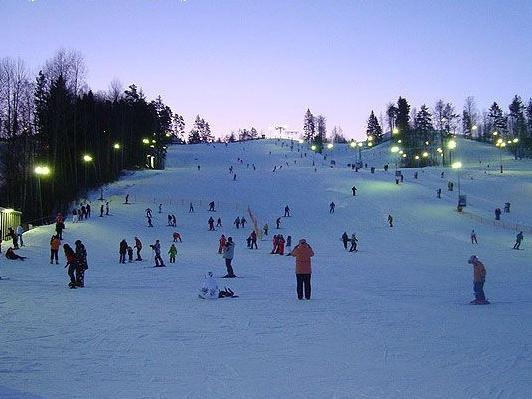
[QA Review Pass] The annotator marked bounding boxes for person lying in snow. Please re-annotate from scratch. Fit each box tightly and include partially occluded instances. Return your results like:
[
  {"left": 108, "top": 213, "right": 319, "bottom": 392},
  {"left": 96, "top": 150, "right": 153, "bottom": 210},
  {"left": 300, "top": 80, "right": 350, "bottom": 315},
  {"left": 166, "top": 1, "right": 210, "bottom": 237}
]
[{"left": 198, "top": 272, "right": 237, "bottom": 299}]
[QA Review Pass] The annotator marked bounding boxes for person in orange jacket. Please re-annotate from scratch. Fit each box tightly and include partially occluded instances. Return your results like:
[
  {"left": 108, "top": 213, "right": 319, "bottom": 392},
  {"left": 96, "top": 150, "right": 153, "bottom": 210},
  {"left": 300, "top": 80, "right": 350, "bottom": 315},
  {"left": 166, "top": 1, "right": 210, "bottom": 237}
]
[
  {"left": 468, "top": 255, "right": 489, "bottom": 305},
  {"left": 50, "top": 235, "right": 61, "bottom": 264},
  {"left": 291, "top": 239, "right": 315, "bottom": 300},
  {"left": 218, "top": 234, "right": 226, "bottom": 254}
]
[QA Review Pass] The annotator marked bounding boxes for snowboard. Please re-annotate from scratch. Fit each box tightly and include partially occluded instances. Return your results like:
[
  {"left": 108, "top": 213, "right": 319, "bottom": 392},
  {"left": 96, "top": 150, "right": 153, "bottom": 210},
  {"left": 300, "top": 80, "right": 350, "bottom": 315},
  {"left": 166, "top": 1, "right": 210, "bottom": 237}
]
[{"left": 470, "top": 300, "right": 490, "bottom": 305}]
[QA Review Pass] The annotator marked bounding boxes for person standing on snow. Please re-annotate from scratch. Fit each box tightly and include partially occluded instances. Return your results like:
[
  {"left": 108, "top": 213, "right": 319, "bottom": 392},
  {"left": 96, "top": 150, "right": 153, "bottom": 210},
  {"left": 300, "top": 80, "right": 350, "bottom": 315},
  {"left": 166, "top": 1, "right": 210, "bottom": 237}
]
[
  {"left": 134, "top": 237, "right": 143, "bottom": 261},
  {"left": 277, "top": 235, "right": 285, "bottom": 255},
  {"left": 468, "top": 255, "right": 488, "bottom": 304},
  {"left": 168, "top": 244, "right": 177, "bottom": 263},
  {"left": 127, "top": 246, "right": 134, "bottom": 263},
  {"left": 222, "top": 237, "right": 236, "bottom": 278},
  {"left": 250, "top": 230, "right": 258, "bottom": 249},
  {"left": 100, "top": 204, "right": 104, "bottom": 217},
  {"left": 167, "top": 215, "right": 173, "bottom": 226},
  {"left": 436, "top": 188, "right": 442, "bottom": 199},
  {"left": 159, "top": 204, "right": 163, "bottom": 214},
  {"left": 63, "top": 244, "right": 78, "bottom": 289},
  {"left": 349, "top": 233, "right": 358, "bottom": 252},
  {"left": 208, "top": 217, "right": 215, "bottom": 231},
  {"left": 234, "top": 217, "right": 241, "bottom": 229},
  {"left": 284, "top": 206, "right": 291, "bottom": 217},
  {"left": 208, "top": 201, "right": 216, "bottom": 212},
  {"left": 151, "top": 240, "right": 165, "bottom": 267},
  {"left": 513, "top": 231, "right": 524, "bottom": 249},
  {"left": 341, "top": 232, "right": 349, "bottom": 250},
  {"left": 241, "top": 217, "right": 247, "bottom": 228},
  {"left": 189, "top": 202, "right": 194, "bottom": 213},
  {"left": 86, "top": 203, "right": 91, "bottom": 218},
  {"left": 216, "top": 218, "right": 222, "bottom": 228},
  {"left": 105, "top": 202, "right": 110, "bottom": 215},
  {"left": 55, "top": 221, "right": 65, "bottom": 240},
  {"left": 147, "top": 215, "right": 153, "bottom": 227},
  {"left": 75, "top": 240, "right": 88, "bottom": 287},
  {"left": 351, "top": 186, "right": 357, "bottom": 196},
  {"left": 285, "top": 235, "right": 292, "bottom": 255},
  {"left": 471, "top": 230, "right": 478, "bottom": 244},
  {"left": 263, "top": 224, "right": 269, "bottom": 236},
  {"left": 276, "top": 217, "right": 281, "bottom": 229},
  {"left": 387, "top": 214, "right": 394, "bottom": 228},
  {"left": 119, "top": 239, "right": 128, "bottom": 264},
  {"left": 329, "top": 202, "right": 336, "bottom": 214},
  {"left": 50, "top": 235, "right": 61, "bottom": 264},
  {"left": 72, "top": 209, "right": 79, "bottom": 223},
  {"left": 291, "top": 239, "right": 315, "bottom": 300},
  {"left": 145, "top": 208, "right": 153, "bottom": 218},
  {"left": 172, "top": 232, "right": 182, "bottom": 243},
  {"left": 172, "top": 215, "right": 176, "bottom": 227},
  {"left": 16, "top": 224, "right": 25, "bottom": 247}
]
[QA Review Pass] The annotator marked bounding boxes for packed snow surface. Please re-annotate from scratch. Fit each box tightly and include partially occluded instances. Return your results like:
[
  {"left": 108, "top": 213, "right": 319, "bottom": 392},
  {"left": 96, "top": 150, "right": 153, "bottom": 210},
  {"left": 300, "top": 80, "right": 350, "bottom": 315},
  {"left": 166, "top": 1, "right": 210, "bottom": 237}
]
[{"left": 1, "top": 138, "right": 531, "bottom": 399}]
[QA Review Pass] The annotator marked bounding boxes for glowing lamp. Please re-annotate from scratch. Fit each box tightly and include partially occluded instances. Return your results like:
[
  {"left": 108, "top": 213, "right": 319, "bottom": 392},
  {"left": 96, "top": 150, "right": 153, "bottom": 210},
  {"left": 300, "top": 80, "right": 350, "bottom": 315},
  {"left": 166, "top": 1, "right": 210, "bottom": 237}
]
[
  {"left": 422, "top": 152, "right": 429, "bottom": 158},
  {"left": 402, "top": 154, "right": 407, "bottom": 158},
  {"left": 447, "top": 140, "right": 456, "bottom": 150},
  {"left": 142, "top": 138, "right": 150, "bottom": 144},
  {"left": 513, "top": 138, "right": 519, "bottom": 143},
  {"left": 392, "top": 128, "right": 399, "bottom": 135},
  {"left": 82, "top": 155, "right": 93, "bottom": 162},
  {"left": 368, "top": 142, "right": 373, "bottom": 147},
  {"left": 414, "top": 155, "right": 419, "bottom": 160},
  {"left": 398, "top": 139, "right": 402, "bottom": 143},
  {"left": 311, "top": 145, "right": 317, "bottom": 151},
  {"left": 350, "top": 141, "right": 357, "bottom": 148},
  {"left": 358, "top": 142, "right": 363, "bottom": 147},
  {"left": 492, "top": 131, "right": 498, "bottom": 136},
  {"left": 34, "top": 165, "right": 51, "bottom": 176},
  {"left": 113, "top": 143, "right": 120, "bottom": 150},
  {"left": 390, "top": 146, "right": 400, "bottom": 153},
  {"left": 451, "top": 161, "right": 462, "bottom": 169},
  {"left": 327, "top": 143, "right": 334, "bottom": 149}
]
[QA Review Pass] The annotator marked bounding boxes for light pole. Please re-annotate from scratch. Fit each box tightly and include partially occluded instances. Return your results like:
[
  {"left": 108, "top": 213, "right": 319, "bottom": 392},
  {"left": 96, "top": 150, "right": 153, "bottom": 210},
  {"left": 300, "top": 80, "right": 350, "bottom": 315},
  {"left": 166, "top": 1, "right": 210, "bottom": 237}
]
[
  {"left": 447, "top": 139, "right": 456, "bottom": 166},
  {"left": 495, "top": 139, "right": 505, "bottom": 173},
  {"left": 451, "top": 161, "right": 462, "bottom": 196},
  {"left": 34, "top": 165, "right": 51, "bottom": 221},
  {"left": 391, "top": 145, "right": 400, "bottom": 172}
]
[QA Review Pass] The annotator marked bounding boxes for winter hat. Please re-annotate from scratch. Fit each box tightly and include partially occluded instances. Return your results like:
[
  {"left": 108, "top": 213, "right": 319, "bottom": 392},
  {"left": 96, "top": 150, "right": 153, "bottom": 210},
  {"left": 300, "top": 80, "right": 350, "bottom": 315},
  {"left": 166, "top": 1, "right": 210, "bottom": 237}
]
[
  {"left": 299, "top": 239, "right": 307, "bottom": 244},
  {"left": 468, "top": 255, "right": 478, "bottom": 264}
]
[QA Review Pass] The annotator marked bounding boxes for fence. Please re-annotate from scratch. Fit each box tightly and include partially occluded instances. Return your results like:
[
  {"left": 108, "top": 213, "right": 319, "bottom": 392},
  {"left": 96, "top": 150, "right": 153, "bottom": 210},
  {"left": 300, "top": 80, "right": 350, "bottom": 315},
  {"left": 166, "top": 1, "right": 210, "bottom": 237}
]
[{"left": 458, "top": 209, "right": 532, "bottom": 234}]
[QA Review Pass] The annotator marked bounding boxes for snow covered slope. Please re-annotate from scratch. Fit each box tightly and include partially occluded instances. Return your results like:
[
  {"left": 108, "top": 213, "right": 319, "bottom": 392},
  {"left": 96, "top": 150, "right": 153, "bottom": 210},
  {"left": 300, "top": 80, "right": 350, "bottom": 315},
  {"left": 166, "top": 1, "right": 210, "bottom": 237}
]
[{"left": 1, "top": 138, "right": 531, "bottom": 399}]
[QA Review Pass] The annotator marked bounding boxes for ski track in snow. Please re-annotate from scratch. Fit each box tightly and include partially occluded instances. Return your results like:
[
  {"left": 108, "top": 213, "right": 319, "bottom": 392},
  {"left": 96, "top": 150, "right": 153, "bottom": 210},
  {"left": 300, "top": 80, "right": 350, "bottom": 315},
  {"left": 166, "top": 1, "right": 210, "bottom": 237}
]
[{"left": 1, "top": 138, "right": 532, "bottom": 398}]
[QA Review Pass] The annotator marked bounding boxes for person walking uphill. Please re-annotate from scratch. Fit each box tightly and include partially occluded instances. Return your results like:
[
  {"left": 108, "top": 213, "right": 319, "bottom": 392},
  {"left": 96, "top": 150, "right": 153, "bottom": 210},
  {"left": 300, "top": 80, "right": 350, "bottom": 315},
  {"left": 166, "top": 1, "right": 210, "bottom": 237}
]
[
  {"left": 291, "top": 239, "right": 314, "bottom": 300},
  {"left": 222, "top": 237, "right": 236, "bottom": 278},
  {"left": 468, "top": 255, "right": 489, "bottom": 305}
]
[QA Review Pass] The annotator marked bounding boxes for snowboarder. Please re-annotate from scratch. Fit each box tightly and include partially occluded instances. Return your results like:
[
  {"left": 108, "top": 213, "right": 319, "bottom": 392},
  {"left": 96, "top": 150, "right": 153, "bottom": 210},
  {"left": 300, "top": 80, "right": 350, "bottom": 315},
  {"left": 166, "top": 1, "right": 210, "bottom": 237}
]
[
  {"left": 119, "top": 239, "right": 128, "bottom": 264},
  {"left": 352, "top": 186, "right": 357, "bottom": 196},
  {"left": 276, "top": 217, "right": 281, "bottom": 229},
  {"left": 234, "top": 217, "right": 241, "bottom": 229},
  {"left": 468, "top": 255, "right": 489, "bottom": 305},
  {"left": 5, "top": 247, "right": 26, "bottom": 261},
  {"left": 291, "top": 239, "right": 314, "bottom": 300},
  {"left": 63, "top": 244, "right": 78, "bottom": 288},
  {"left": 387, "top": 214, "right": 393, "bottom": 228},
  {"left": 151, "top": 240, "right": 165, "bottom": 267},
  {"left": 208, "top": 201, "right": 216, "bottom": 212},
  {"left": 284, "top": 206, "right": 291, "bottom": 217},
  {"left": 513, "top": 231, "right": 524, "bottom": 249},
  {"left": 263, "top": 224, "right": 269, "bottom": 236},
  {"left": 349, "top": 233, "right": 358, "bottom": 252},
  {"left": 216, "top": 217, "right": 222, "bottom": 227},
  {"left": 471, "top": 230, "right": 478, "bottom": 244},
  {"left": 189, "top": 202, "right": 194, "bottom": 213},
  {"left": 341, "top": 232, "right": 349, "bottom": 250},
  {"left": 218, "top": 234, "right": 226, "bottom": 254},
  {"left": 329, "top": 202, "right": 335, "bottom": 214},
  {"left": 134, "top": 237, "right": 143, "bottom": 261},
  {"left": 173, "top": 232, "right": 182, "bottom": 243},
  {"left": 75, "top": 240, "right": 88, "bottom": 287},
  {"left": 125, "top": 194, "right": 129, "bottom": 204},
  {"left": 50, "top": 235, "right": 61, "bottom": 264},
  {"left": 436, "top": 188, "right": 442, "bottom": 198},
  {"left": 222, "top": 237, "right": 236, "bottom": 277},
  {"left": 168, "top": 244, "right": 177, "bottom": 263},
  {"left": 208, "top": 217, "right": 215, "bottom": 231}
]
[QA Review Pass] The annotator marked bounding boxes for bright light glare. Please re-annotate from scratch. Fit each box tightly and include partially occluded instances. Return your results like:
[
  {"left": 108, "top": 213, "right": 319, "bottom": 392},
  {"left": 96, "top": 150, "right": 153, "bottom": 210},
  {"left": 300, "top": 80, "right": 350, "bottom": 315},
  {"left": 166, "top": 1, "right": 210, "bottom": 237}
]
[
  {"left": 390, "top": 146, "right": 400, "bottom": 153},
  {"left": 34, "top": 165, "right": 51, "bottom": 176},
  {"left": 350, "top": 141, "right": 357, "bottom": 148},
  {"left": 82, "top": 155, "right": 93, "bottom": 162},
  {"left": 113, "top": 143, "right": 120, "bottom": 150},
  {"left": 422, "top": 152, "right": 429, "bottom": 158},
  {"left": 447, "top": 140, "right": 456, "bottom": 150},
  {"left": 311, "top": 145, "right": 317, "bottom": 151},
  {"left": 327, "top": 143, "right": 334, "bottom": 149},
  {"left": 142, "top": 138, "right": 150, "bottom": 144},
  {"left": 451, "top": 161, "right": 462, "bottom": 169}
]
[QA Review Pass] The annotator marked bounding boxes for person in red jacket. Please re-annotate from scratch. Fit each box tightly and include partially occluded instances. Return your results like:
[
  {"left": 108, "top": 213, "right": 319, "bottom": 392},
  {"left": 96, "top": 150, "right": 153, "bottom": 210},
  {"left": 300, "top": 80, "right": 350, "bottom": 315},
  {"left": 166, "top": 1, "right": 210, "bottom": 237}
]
[
  {"left": 291, "top": 239, "right": 315, "bottom": 300},
  {"left": 173, "top": 232, "right": 182, "bottom": 243},
  {"left": 276, "top": 234, "right": 285, "bottom": 255},
  {"left": 63, "top": 243, "right": 78, "bottom": 288},
  {"left": 218, "top": 234, "right": 226, "bottom": 254}
]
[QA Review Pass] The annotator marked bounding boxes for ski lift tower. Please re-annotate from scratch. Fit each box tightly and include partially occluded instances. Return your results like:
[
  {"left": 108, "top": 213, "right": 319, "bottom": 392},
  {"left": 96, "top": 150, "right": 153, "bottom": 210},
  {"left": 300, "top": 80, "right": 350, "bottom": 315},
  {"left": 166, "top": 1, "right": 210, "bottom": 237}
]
[{"left": 275, "top": 126, "right": 285, "bottom": 138}]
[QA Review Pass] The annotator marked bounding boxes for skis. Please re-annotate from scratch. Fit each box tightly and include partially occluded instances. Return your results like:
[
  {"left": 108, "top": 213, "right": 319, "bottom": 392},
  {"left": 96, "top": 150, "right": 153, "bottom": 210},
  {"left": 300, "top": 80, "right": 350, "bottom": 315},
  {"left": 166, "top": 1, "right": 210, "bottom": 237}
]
[{"left": 470, "top": 299, "right": 490, "bottom": 305}]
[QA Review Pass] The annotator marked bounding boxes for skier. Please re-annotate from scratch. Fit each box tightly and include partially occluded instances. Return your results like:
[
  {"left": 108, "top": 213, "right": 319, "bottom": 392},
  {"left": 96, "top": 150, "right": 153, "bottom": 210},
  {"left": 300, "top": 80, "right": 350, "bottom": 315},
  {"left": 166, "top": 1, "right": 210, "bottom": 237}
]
[
  {"left": 134, "top": 237, "right": 143, "bottom": 261},
  {"left": 233, "top": 173, "right": 237, "bottom": 181},
  {"left": 284, "top": 206, "right": 291, "bottom": 217},
  {"left": 127, "top": 246, "right": 134, "bottom": 263},
  {"left": 250, "top": 230, "right": 258, "bottom": 249},
  {"left": 63, "top": 244, "right": 78, "bottom": 288},
  {"left": 75, "top": 240, "right": 88, "bottom": 287},
  {"left": 263, "top": 224, "right": 269, "bottom": 236},
  {"left": 50, "top": 235, "right": 61, "bottom": 264},
  {"left": 349, "top": 233, "right": 358, "bottom": 252},
  {"left": 125, "top": 194, "right": 129, "bottom": 204},
  {"left": 504, "top": 202, "right": 511, "bottom": 213},
  {"left": 119, "top": 239, "right": 128, "bottom": 264},
  {"left": 158, "top": 203, "right": 163, "bottom": 214},
  {"left": 168, "top": 244, "right": 177, "bottom": 263},
  {"left": 147, "top": 215, "right": 153, "bottom": 227},
  {"left": 145, "top": 208, "right": 153, "bottom": 218},
  {"left": 513, "top": 231, "right": 524, "bottom": 249},
  {"left": 277, "top": 234, "right": 285, "bottom": 255},
  {"left": 208, "top": 201, "right": 216, "bottom": 212},
  {"left": 291, "top": 239, "right": 314, "bottom": 300},
  {"left": 208, "top": 217, "right": 215, "bottom": 231},
  {"left": 276, "top": 217, "right": 281, "bottom": 229},
  {"left": 172, "top": 232, "right": 182, "bottom": 243},
  {"left": 352, "top": 186, "right": 357, "bottom": 196},
  {"left": 329, "top": 202, "right": 335, "bottom": 214},
  {"left": 468, "top": 255, "right": 489, "bottom": 305},
  {"left": 172, "top": 215, "right": 177, "bottom": 227},
  {"left": 437, "top": 188, "right": 442, "bottom": 198},
  {"left": 285, "top": 235, "right": 292, "bottom": 255},
  {"left": 495, "top": 208, "right": 502, "bottom": 221},
  {"left": 240, "top": 217, "right": 247, "bottom": 228},
  {"left": 105, "top": 202, "right": 109, "bottom": 215},
  {"left": 471, "top": 230, "right": 478, "bottom": 244},
  {"left": 167, "top": 215, "right": 172, "bottom": 226},
  {"left": 387, "top": 214, "right": 394, "bottom": 228},
  {"left": 216, "top": 217, "right": 222, "bottom": 228},
  {"left": 150, "top": 240, "right": 165, "bottom": 267},
  {"left": 100, "top": 204, "right": 104, "bottom": 217},
  {"left": 246, "top": 234, "right": 252, "bottom": 248},
  {"left": 55, "top": 221, "right": 65, "bottom": 240},
  {"left": 218, "top": 234, "right": 226, "bottom": 254},
  {"left": 341, "top": 232, "right": 349, "bottom": 250},
  {"left": 5, "top": 247, "right": 26, "bottom": 261},
  {"left": 234, "top": 217, "right": 241, "bottom": 229},
  {"left": 189, "top": 202, "right": 194, "bottom": 213},
  {"left": 222, "top": 237, "right": 236, "bottom": 278},
  {"left": 7, "top": 227, "right": 18, "bottom": 249}
]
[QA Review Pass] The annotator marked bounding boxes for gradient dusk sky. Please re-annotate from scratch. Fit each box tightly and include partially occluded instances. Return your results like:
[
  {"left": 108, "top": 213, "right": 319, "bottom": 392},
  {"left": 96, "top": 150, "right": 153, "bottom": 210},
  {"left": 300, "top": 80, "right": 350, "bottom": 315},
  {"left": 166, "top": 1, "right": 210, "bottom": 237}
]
[{"left": 1, "top": 0, "right": 531, "bottom": 139}]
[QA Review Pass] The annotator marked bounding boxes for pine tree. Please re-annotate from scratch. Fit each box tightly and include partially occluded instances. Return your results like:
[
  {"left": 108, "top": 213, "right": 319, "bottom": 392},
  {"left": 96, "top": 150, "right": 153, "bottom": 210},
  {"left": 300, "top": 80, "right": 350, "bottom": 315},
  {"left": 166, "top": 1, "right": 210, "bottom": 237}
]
[
  {"left": 508, "top": 95, "right": 526, "bottom": 158},
  {"left": 488, "top": 102, "right": 507, "bottom": 139},
  {"left": 395, "top": 97, "right": 412, "bottom": 166},
  {"left": 526, "top": 99, "right": 532, "bottom": 137},
  {"left": 462, "top": 97, "right": 478, "bottom": 138},
  {"left": 366, "top": 111, "right": 383, "bottom": 143},
  {"left": 313, "top": 115, "right": 326, "bottom": 152},
  {"left": 303, "top": 108, "right": 315, "bottom": 142}
]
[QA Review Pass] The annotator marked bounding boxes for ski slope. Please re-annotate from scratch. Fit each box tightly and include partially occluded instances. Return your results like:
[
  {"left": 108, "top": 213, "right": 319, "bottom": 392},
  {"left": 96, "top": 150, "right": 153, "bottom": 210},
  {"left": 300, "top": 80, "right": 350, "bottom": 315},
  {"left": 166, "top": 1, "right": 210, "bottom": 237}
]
[{"left": 1, "top": 138, "right": 531, "bottom": 399}]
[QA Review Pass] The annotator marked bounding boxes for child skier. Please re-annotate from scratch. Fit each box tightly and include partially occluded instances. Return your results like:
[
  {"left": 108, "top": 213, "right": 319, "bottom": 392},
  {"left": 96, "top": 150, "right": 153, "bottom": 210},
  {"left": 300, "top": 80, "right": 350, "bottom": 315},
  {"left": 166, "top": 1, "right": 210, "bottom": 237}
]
[{"left": 127, "top": 246, "right": 134, "bottom": 263}]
